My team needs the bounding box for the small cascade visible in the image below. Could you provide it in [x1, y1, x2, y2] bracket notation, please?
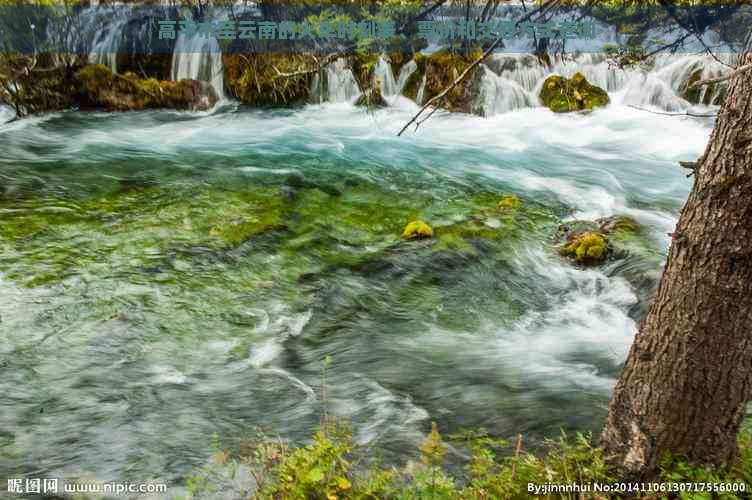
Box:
[395, 60, 417, 95]
[310, 58, 360, 103]
[171, 33, 225, 100]
[416, 73, 427, 105]
[622, 73, 688, 112]
[476, 65, 532, 116]
[327, 58, 361, 102]
[652, 53, 731, 104]
[0, 105, 14, 124]
[373, 56, 397, 97]
[477, 51, 730, 116]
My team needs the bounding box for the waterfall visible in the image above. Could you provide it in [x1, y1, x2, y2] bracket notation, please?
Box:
[373, 56, 397, 97]
[477, 65, 532, 115]
[395, 60, 417, 95]
[310, 58, 360, 103]
[171, 33, 225, 100]
[416, 74, 427, 105]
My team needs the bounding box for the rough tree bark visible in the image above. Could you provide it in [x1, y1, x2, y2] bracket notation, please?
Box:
[601, 33, 752, 480]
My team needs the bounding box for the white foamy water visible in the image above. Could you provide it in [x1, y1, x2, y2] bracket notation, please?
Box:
[0, 105, 14, 124]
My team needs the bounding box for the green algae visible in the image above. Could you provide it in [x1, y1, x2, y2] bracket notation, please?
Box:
[0, 184, 291, 288]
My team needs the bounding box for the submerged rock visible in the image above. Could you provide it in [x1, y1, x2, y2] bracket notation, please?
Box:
[402, 221, 434, 239]
[557, 215, 656, 266]
[539, 72, 609, 113]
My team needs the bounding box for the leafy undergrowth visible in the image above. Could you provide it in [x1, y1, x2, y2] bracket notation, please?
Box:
[183, 420, 752, 500]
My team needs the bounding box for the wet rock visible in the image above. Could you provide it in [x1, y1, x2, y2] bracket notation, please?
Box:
[539, 72, 609, 113]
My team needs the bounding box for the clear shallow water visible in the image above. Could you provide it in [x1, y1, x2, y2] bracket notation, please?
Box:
[0, 99, 711, 489]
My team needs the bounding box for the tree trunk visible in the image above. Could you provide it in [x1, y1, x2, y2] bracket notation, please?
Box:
[600, 36, 752, 480]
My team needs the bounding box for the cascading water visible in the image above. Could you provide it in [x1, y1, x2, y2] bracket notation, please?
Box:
[373, 56, 397, 97]
[416, 73, 427, 105]
[395, 60, 417, 95]
[477, 64, 532, 115]
[88, 13, 130, 73]
[310, 58, 361, 103]
[472, 52, 729, 116]
[171, 33, 225, 100]
[0, 105, 14, 123]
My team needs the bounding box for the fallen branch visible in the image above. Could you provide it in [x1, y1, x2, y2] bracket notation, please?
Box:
[397, 0, 562, 136]
[688, 62, 752, 89]
[627, 104, 716, 118]
[679, 160, 699, 170]
[273, 54, 338, 79]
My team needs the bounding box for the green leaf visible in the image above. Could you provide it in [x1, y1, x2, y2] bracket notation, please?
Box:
[306, 467, 325, 483]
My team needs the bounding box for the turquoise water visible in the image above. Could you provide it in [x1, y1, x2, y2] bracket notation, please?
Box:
[0, 99, 711, 487]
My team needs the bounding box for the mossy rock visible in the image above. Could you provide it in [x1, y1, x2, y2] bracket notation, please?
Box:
[402, 221, 434, 239]
[75, 64, 217, 111]
[497, 195, 522, 210]
[559, 231, 608, 264]
[350, 53, 381, 91]
[402, 52, 481, 112]
[539, 72, 610, 113]
[223, 53, 313, 106]
[556, 215, 662, 267]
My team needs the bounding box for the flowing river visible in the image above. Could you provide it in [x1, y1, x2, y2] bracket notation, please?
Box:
[0, 81, 714, 489]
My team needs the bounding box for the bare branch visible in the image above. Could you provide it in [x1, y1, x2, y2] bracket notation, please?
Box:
[398, 0, 562, 136]
[688, 63, 752, 89]
[273, 54, 339, 79]
[627, 105, 716, 118]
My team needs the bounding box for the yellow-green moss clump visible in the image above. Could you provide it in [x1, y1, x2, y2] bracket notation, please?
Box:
[539, 72, 610, 113]
[75, 64, 217, 111]
[497, 195, 522, 210]
[402, 220, 434, 239]
[560, 231, 608, 264]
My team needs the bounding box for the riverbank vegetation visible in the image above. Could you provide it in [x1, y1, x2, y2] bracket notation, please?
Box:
[184, 419, 752, 499]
